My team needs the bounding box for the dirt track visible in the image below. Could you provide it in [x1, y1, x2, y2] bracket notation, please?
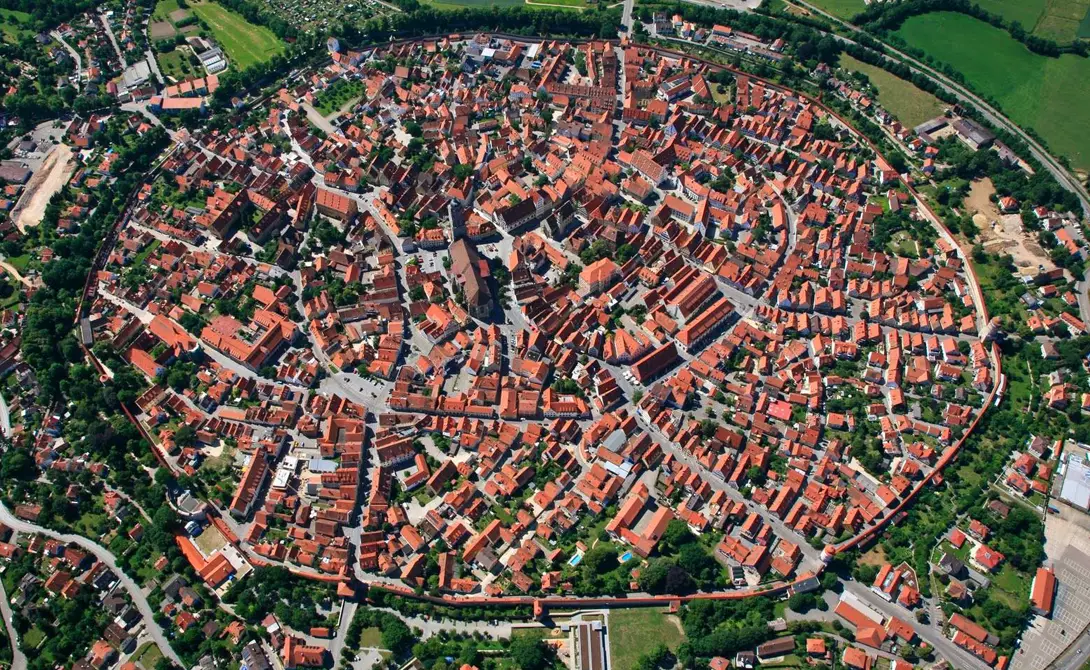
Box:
[11, 144, 75, 233]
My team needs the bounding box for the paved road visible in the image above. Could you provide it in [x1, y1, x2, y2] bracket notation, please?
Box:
[0, 576, 27, 670]
[1048, 631, 1090, 670]
[0, 392, 11, 438]
[98, 12, 126, 67]
[50, 31, 82, 90]
[843, 582, 993, 670]
[621, 0, 635, 32]
[0, 502, 183, 668]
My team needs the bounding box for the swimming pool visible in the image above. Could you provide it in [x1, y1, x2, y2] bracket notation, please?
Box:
[619, 551, 633, 563]
[568, 552, 584, 567]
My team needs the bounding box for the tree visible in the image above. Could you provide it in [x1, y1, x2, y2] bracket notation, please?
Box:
[639, 558, 695, 595]
[582, 545, 619, 575]
[659, 519, 696, 554]
[787, 591, 816, 613]
[509, 635, 551, 670]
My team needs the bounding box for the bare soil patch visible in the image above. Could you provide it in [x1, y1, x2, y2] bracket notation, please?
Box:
[11, 144, 75, 233]
[965, 178, 1053, 270]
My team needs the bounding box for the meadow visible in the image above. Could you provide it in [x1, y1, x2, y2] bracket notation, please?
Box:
[804, 0, 866, 20]
[896, 11, 1090, 171]
[839, 53, 946, 127]
[0, 8, 35, 43]
[190, 1, 285, 70]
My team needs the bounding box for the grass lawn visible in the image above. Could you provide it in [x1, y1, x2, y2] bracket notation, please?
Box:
[157, 49, 196, 82]
[132, 239, 161, 267]
[358, 626, 384, 648]
[133, 641, 165, 670]
[839, 53, 946, 127]
[895, 12, 1090, 171]
[608, 608, 686, 670]
[314, 79, 365, 116]
[6, 254, 31, 273]
[152, 0, 183, 22]
[805, 0, 865, 19]
[194, 526, 227, 555]
[0, 9, 35, 43]
[189, 2, 284, 70]
[23, 626, 45, 649]
[859, 544, 888, 566]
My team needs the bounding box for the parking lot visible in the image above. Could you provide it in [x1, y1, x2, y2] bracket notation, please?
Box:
[1015, 505, 1090, 670]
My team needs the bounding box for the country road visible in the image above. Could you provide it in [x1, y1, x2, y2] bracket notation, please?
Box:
[0, 502, 183, 668]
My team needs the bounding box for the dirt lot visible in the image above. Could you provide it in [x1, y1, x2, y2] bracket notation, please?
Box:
[965, 178, 1054, 270]
[11, 143, 75, 233]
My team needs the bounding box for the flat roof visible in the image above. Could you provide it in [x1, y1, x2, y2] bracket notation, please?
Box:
[1060, 455, 1090, 509]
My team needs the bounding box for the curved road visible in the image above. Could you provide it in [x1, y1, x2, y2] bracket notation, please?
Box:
[0, 577, 27, 670]
[0, 502, 183, 668]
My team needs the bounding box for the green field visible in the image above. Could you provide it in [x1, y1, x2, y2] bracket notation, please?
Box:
[896, 12, 1090, 171]
[190, 2, 284, 70]
[805, 0, 866, 19]
[840, 53, 946, 127]
[526, 0, 589, 8]
[1036, 0, 1090, 41]
[608, 608, 687, 670]
[314, 79, 365, 116]
[152, 0, 184, 22]
[972, 0, 1048, 30]
[0, 8, 34, 43]
[133, 641, 165, 670]
[419, 0, 525, 8]
[156, 49, 196, 82]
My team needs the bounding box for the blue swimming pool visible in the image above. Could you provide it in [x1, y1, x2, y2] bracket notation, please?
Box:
[568, 552, 583, 567]
[619, 551, 633, 563]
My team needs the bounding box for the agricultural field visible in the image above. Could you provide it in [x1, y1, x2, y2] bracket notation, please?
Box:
[972, 0, 1048, 31]
[608, 608, 687, 670]
[189, 1, 285, 70]
[896, 12, 1090, 170]
[971, 0, 1090, 42]
[839, 53, 947, 127]
[1032, 0, 1090, 42]
[0, 8, 35, 43]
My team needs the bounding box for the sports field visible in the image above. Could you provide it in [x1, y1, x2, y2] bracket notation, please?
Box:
[840, 53, 946, 127]
[190, 1, 284, 70]
[896, 12, 1090, 171]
